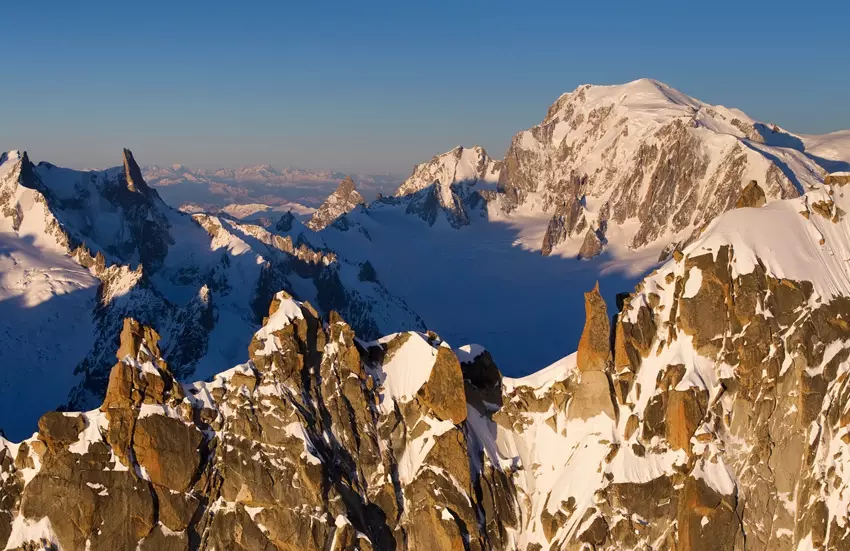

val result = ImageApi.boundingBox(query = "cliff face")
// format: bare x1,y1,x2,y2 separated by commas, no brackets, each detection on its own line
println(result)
3,178,850,550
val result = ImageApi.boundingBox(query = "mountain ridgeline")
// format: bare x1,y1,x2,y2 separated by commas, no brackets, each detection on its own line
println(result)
385,79,838,259
0,148,424,438
2,78,850,550
3,174,850,549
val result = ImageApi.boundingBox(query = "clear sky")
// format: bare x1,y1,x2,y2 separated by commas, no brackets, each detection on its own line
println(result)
2,0,848,174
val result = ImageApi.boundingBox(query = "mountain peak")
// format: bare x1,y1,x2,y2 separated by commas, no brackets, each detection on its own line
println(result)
122,148,149,193
0,150,23,165
337,174,358,195
545,78,701,125
306,175,366,231
391,144,501,228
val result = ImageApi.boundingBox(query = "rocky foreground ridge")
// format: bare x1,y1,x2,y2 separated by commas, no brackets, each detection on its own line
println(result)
3,179,850,550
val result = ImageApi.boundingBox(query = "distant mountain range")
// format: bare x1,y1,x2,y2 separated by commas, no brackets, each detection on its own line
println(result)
142,163,402,213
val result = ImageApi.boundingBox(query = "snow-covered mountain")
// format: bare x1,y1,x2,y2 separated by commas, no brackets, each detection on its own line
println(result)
283,79,850,375
0,149,423,439
3,174,850,550
178,202,316,229
800,129,850,172
394,145,501,227
391,79,840,258
496,78,839,254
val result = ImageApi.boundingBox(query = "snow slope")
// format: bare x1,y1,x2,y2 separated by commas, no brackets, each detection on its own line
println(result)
801,129,850,172
0,232,97,438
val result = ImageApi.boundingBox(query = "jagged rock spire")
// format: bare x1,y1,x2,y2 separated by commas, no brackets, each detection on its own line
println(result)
122,148,149,193
570,282,617,421
275,210,295,232
337,175,358,196
577,282,611,372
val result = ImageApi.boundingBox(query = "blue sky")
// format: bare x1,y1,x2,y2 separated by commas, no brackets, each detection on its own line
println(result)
2,0,848,174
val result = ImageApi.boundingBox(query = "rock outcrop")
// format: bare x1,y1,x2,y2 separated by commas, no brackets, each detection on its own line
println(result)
306,176,365,231
5,175,850,550
577,228,604,259
826,171,850,187
735,179,766,208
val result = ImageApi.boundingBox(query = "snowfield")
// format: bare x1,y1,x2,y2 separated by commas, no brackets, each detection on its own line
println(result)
0,233,97,438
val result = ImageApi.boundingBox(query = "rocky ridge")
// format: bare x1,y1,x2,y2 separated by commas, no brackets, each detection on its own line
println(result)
307,176,366,231
0,150,424,439
3,177,850,549
392,145,501,228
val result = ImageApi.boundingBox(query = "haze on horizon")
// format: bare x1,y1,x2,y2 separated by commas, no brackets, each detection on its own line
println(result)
2,0,848,175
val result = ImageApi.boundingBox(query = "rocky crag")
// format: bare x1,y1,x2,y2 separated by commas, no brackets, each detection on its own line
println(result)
0,150,424,438
3,177,850,550
307,176,366,231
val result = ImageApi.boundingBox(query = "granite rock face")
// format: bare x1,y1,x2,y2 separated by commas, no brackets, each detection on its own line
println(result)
5,180,850,550
307,176,366,231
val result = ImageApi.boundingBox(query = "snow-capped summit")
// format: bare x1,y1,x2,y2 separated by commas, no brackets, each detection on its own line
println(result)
0,150,23,165
393,145,501,227
496,78,829,254
395,145,500,197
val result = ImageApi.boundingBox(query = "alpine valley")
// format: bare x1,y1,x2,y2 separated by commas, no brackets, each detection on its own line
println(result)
2,79,850,550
